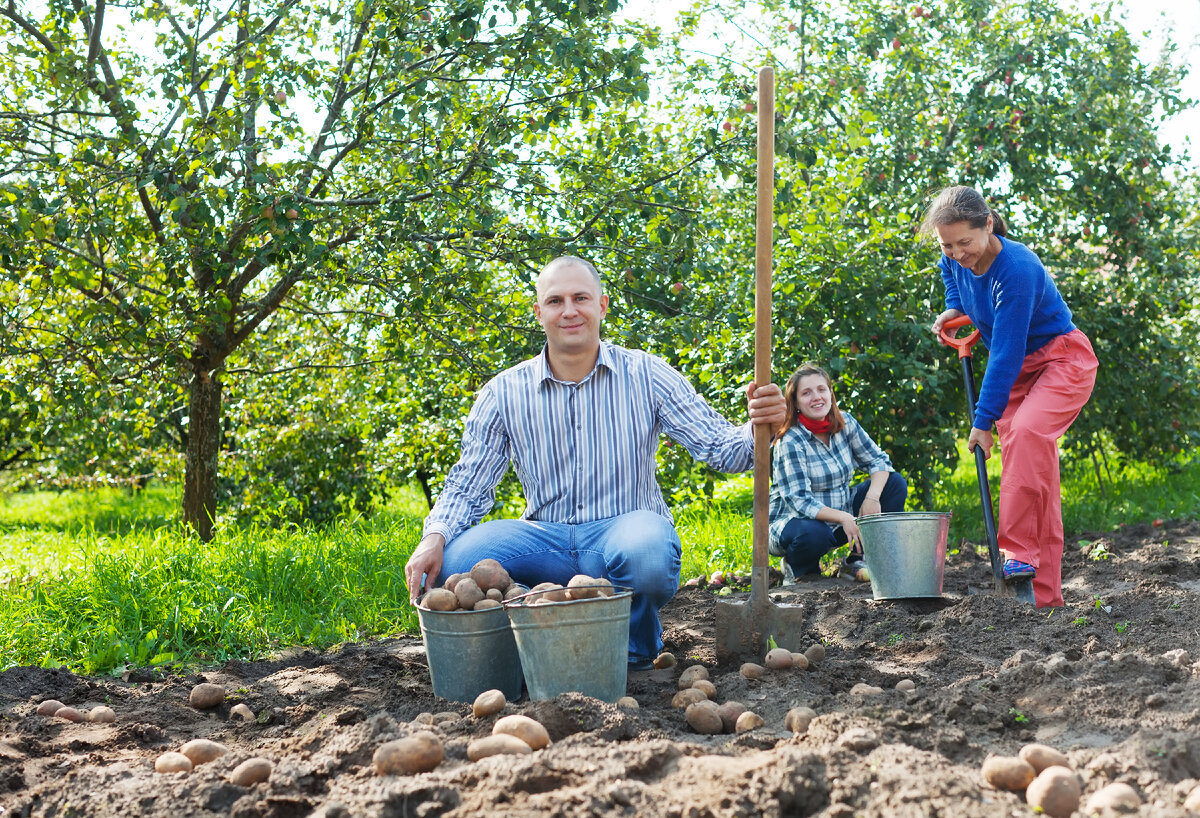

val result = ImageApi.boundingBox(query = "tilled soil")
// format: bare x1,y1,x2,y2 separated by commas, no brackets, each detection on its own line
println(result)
1,519,1198,817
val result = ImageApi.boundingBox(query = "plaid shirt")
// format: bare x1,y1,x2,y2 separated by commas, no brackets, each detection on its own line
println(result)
768,412,893,548
423,342,755,544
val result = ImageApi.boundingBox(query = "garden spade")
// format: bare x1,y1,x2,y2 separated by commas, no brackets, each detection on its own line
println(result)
937,316,1036,604
714,67,808,661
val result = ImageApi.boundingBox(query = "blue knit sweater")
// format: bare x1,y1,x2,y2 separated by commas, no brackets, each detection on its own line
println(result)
940,236,1076,429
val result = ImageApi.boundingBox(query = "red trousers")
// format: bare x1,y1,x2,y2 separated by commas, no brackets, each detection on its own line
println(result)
995,329,1098,607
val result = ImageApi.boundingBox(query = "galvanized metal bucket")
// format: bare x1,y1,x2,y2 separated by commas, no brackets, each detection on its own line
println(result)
417,603,524,703
504,587,632,703
858,511,951,600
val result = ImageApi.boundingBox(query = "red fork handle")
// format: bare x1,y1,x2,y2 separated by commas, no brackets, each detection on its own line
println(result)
938,315,980,360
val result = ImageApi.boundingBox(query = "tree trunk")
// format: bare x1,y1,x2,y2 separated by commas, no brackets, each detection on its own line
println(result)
183,367,222,541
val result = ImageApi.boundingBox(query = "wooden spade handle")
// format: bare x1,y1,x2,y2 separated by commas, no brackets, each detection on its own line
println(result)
751,66,774,603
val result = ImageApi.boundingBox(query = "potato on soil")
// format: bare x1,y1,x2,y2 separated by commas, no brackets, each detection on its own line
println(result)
473,598,502,610
180,738,229,766
492,714,551,750
1018,743,1070,774
467,734,532,761
1084,782,1141,814
895,679,916,692
528,582,568,602
804,643,825,665
685,700,723,734
373,732,444,775
716,701,746,733
785,707,817,734
617,696,639,709
230,757,273,787
230,703,256,722
764,648,793,669
565,574,601,599
55,706,85,722
672,688,707,708
691,679,717,699
1183,784,1200,811
454,577,485,609
653,652,676,669
740,662,765,680
472,689,506,718
789,652,810,670
88,706,116,723
981,756,1036,791
735,711,764,733
421,588,459,611
1025,766,1081,818
677,665,709,689
36,700,65,717
155,752,194,774
189,682,226,710
850,683,884,697
470,559,512,593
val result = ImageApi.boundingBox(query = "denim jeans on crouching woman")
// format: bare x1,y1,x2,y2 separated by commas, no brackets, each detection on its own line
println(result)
775,472,909,578
435,510,682,666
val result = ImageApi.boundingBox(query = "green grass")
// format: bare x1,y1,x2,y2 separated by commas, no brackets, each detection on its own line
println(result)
1,451,1196,674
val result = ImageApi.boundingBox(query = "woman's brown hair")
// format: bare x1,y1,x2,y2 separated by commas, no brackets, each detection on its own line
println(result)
920,185,1008,237
775,363,846,442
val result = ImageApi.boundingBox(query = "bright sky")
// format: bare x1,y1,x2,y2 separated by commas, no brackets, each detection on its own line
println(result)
618,0,1200,168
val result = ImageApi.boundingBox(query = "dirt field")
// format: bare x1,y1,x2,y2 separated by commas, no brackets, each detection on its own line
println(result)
2,519,1198,817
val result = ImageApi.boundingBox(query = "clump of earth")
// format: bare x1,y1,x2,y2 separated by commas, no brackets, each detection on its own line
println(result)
2,520,1198,817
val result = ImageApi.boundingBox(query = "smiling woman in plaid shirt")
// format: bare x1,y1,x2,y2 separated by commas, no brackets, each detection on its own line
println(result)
768,363,908,581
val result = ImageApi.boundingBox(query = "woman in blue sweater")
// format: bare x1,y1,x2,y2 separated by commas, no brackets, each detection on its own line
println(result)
924,186,1098,607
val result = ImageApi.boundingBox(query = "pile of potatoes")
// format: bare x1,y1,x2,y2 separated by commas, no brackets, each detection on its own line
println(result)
419,558,615,612
35,699,117,724
981,742,1137,818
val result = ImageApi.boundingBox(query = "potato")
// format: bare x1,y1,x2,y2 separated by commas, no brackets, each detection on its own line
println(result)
421,588,459,611
493,714,551,750
442,573,466,592
528,582,568,602
1018,743,1070,774
592,577,615,597
88,706,116,724
485,588,503,602
1084,782,1141,814
653,652,677,670
740,662,765,680
503,584,530,601
764,648,793,669
895,679,916,692
566,574,601,600
981,756,1036,791
230,703,256,722
155,752,193,774
685,700,723,734
373,732,444,775
467,734,532,761
691,679,717,699
180,738,229,766
677,665,709,689
55,706,85,723
473,598,502,610
789,652,810,670
671,688,707,708
189,682,226,710
472,689,506,718
804,643,826,666
36,700,65,717
453,577,485,610
470,559,512,593
850,683,884,697
1183,784,1200,811
617,696,639,709
716,701,747,734
785,707,817,734
1025,766,1081,818
230,757,273,787
735,711,764,733
413,712,435,725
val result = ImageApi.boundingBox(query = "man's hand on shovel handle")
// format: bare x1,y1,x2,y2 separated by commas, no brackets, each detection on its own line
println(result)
404,533,446,604
968,427,994,460
746,381,787,437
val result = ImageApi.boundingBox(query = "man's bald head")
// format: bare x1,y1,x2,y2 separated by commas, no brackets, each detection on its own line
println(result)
536,256,603,299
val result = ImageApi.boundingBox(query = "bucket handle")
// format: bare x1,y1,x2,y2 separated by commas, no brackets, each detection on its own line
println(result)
503,584,633,607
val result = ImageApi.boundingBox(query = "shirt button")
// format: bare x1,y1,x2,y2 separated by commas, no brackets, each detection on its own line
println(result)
577,504,583,509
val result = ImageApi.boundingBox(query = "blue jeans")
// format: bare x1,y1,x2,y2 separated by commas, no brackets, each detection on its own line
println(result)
437,510,682,665
777,472,908,577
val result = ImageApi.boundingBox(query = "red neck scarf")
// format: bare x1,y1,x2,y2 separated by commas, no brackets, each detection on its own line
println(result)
797,412,831,435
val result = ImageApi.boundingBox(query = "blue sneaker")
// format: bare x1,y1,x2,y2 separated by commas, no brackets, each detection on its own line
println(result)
1003,559,1036,580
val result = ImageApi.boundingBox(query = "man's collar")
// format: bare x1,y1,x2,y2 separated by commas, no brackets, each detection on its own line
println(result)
537,342,613,386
